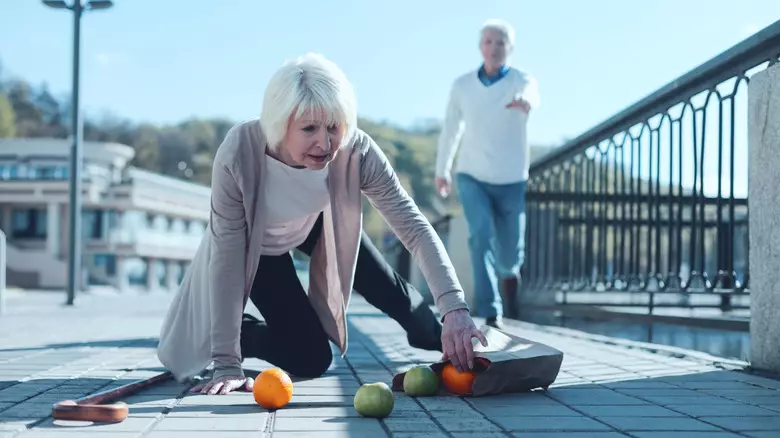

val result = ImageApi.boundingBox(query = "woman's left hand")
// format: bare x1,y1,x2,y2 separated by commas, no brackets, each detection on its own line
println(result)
441,309,488,372
191,375,254,395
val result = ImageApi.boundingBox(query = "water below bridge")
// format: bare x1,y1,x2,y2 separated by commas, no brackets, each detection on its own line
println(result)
521,312,750,362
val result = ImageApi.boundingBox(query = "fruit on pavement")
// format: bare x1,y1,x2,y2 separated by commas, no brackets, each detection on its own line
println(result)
253,368,294,409
440,363,476,395
354,382,394,418
403,366,439,396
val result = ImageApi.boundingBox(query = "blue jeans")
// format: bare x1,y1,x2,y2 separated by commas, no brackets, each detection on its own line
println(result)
455,173,526,319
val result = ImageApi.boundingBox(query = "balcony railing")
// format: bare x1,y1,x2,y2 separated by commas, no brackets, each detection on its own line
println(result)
522,20,780,314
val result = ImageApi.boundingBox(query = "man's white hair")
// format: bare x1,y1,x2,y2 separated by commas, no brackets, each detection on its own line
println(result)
260,52,358,151
480,18,516,48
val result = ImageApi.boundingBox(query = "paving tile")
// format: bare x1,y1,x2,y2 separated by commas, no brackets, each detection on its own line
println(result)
546,388,647,405
0,402,53,418
32,417,156,433
147,433,263,438
437,417,503,432
639,395,741,406
176,394,255,406
290,386,358,396
630,432,743,437
596,416,721,431
271,433,367,438
699,416,780,431
675,381,770,390
153,416,268,431
416,397,472,411
273,417,384,433
288,394,357,407
603,381,680,390
274,406,360,417
475,404,581,417
0,417,45,431
164,404,262,417
667,403,778,417
17,432,141,437
117,395,179,407
576,404,684,417
494,416,613,432
614,388,702,397
511,434,629,438
393,433,448,438
383,417,441,433
468,392,559,408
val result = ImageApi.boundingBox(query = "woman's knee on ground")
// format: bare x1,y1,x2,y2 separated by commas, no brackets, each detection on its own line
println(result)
284,344,333,378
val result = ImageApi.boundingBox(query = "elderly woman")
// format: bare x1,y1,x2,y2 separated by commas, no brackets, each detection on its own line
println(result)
157,53,486,395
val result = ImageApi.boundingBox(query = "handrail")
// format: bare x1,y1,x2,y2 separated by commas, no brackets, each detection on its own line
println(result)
530,19,780,174
0,228,6,316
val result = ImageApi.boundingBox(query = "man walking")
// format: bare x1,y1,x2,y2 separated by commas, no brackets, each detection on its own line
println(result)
435,19,540,328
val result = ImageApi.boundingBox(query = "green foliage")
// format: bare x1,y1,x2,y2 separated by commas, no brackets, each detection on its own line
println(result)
0,93,16,137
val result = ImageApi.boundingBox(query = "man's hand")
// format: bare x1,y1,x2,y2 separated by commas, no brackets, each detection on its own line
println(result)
435,176,451,198
506,97,531,113
441,309,488,372
191,375,254,395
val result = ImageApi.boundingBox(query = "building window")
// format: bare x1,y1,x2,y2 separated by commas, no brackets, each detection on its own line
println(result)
11,208,47,239
37,166,61,180
94,254,116,276
83,209,104,239
9,165,23,179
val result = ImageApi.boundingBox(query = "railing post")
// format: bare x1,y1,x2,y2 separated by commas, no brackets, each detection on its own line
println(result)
0,228,6,316
748,62,780,373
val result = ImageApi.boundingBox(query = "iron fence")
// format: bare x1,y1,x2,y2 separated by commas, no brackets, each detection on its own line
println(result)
523,20,780,313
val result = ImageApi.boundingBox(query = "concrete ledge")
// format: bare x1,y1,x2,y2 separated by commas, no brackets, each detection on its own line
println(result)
749,62,780,373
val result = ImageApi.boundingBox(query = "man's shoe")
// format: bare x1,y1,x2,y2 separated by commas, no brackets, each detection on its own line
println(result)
486,316,503,330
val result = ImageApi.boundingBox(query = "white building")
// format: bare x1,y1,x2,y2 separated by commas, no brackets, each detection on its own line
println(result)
0,137,210,292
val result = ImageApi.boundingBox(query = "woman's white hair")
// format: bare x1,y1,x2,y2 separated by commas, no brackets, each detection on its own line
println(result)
480,18,516,48
260,52,358,151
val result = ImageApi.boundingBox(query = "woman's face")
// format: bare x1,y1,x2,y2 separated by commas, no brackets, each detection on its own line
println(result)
275,110,344,170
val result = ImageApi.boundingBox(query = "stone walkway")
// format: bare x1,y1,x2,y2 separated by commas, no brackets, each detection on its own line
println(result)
0,290,778,437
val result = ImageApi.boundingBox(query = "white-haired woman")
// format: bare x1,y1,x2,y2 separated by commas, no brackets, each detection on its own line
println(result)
157,53,486,395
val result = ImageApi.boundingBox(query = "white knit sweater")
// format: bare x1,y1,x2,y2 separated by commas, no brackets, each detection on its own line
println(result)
436,67,540,185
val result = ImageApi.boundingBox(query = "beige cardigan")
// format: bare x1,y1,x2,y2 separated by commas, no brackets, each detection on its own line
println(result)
156,119,469,381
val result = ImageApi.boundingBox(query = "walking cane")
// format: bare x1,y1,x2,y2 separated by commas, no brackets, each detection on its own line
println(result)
52,371,173,423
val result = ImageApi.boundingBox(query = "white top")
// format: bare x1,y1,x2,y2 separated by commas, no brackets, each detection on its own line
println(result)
436,67,540,185
261,155,330,255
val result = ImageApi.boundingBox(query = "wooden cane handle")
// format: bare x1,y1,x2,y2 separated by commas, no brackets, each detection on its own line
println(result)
51,371,172,423
52,400,129,423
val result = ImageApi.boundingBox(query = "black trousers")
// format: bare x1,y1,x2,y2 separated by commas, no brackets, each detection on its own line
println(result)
240,214,442,378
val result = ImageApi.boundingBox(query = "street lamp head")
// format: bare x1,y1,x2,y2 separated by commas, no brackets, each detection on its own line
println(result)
42,0,69,9
87,0,113,10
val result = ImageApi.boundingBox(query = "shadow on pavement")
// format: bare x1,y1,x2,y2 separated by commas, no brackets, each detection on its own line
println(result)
0,337,160,353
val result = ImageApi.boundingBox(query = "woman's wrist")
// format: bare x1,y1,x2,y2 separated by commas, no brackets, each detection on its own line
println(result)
443,308,469,321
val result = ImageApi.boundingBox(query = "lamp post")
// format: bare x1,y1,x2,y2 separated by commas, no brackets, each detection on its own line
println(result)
42,0,113,306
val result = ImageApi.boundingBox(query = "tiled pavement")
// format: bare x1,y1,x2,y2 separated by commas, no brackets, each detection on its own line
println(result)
0,290,778,437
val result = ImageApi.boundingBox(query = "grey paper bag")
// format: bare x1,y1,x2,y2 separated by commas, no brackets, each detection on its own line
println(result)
392,325,564,397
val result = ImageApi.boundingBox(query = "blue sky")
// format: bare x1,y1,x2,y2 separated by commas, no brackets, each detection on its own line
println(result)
1,0,777,152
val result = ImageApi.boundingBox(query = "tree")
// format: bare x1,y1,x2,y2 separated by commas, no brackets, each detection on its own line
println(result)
0,93,16,137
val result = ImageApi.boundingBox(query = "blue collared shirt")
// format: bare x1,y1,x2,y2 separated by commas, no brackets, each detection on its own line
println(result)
477,64,510,86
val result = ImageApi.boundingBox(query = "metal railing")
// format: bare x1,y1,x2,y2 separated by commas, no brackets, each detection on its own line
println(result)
0,228,6,316
523,20,780,314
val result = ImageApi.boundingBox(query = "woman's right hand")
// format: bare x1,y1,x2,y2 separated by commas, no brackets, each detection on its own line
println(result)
191,375,254,395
